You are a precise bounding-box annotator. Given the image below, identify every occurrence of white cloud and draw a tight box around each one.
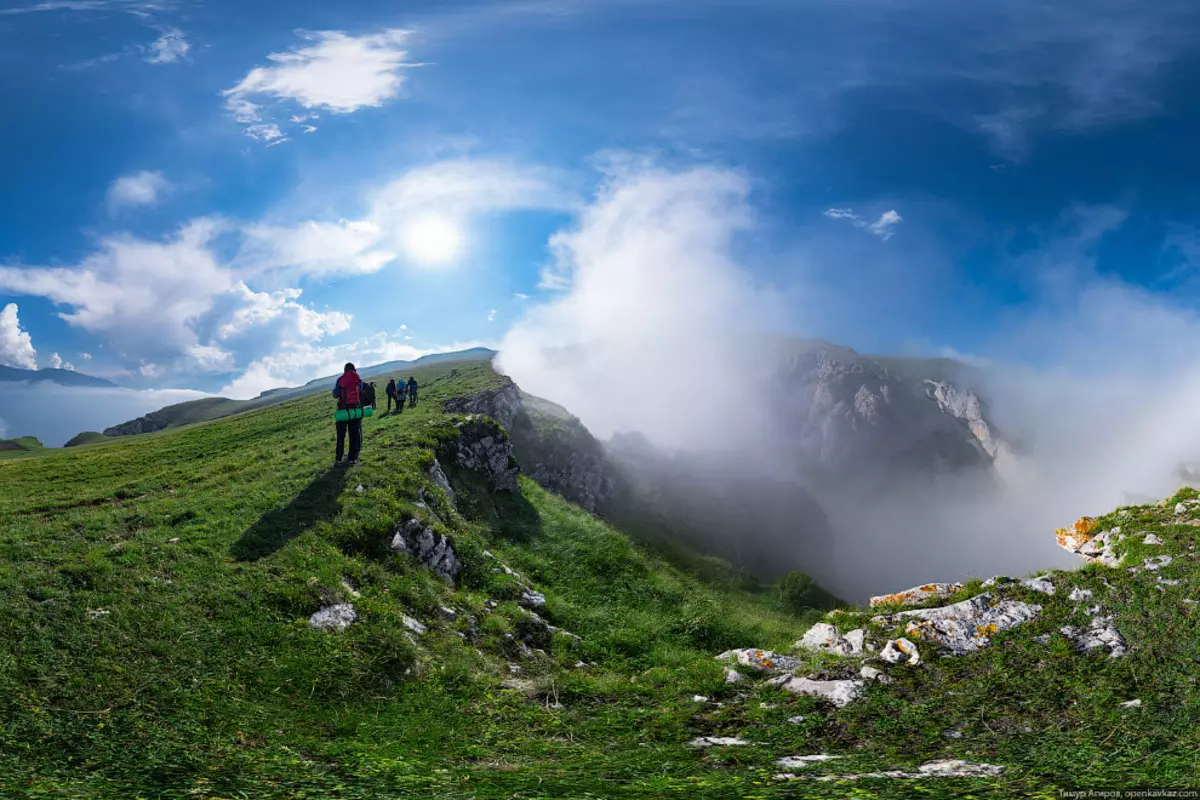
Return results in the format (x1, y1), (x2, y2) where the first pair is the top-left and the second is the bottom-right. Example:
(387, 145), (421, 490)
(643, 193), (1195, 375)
(48, 352), (62, 369)
(823, 207), (904, 240)
(236, 220), (394, 279)
(187, 344), (235, 372)
(107, 170), (169, 211)
(487, 309), (497, 322)
(223, 29), (417, 140)
(514, 292), (530, 300)
(145, 28), (189, 64)
(0, 303), (38, 370)
(244, 123), (285, 142)
(216, 283), (352, 341)
(0, 221), (232, 360)
(79, 352), (92, 360)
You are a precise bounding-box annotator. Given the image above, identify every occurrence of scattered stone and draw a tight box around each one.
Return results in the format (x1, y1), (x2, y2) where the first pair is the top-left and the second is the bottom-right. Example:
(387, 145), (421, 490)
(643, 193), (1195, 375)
(777, 754), (843, 769)
(787, 715), (807, 724)
(507, 663), (522, 675)
(402, 615), (427, 635)
(890, 593), (1041, 655)
(1176, 503), (1188, 515)
(981, 576), (1014, 588)
(1021, 575), (1056, 595)
(692, 695), (709, 703)
(355, 485), (364, 493)
(1144, 533), (1164, 545)
(1158, 578), (1181, 588)
(767, 676), (865, 707)
(87, 609), (110, 620)
(879, 638), (920, 665)
(725, 668), (744, 685)
(1055, 516), (1099, 553)
(918, 760), (1005, 778)
(1141, 555), (1173, 571)
(309, 603), (356, 632)
(759, 702), (776, 709)
(1068, 588), (1093, 602)
(870, 582), (962, 608)
(518, 589), (547, 611)
(573, 661), (590, 669)
(859, 665), (892, 684)
(716, 648), (800, 672)
(167, 537), (180, 543)
(1120, 698), (1142, 708)
(438, 606), (457, 621)
(340, 579), (361, 598)
(689, 737), (749, 748)
(1060, 616), (1127, 657)
(942, 729), (964, 739)
(843, 628), (869, 654)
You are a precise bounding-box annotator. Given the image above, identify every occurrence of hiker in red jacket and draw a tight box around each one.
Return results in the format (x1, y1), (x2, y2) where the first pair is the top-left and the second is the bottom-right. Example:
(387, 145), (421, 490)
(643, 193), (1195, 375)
(332, 362), (366, 465)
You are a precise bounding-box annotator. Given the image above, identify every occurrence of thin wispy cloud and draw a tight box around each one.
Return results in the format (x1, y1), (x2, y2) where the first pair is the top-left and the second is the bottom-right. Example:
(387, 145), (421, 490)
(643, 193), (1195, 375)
(107, 170), (169, 212)
(823, 207), (904, 240)
(223, 29), (420, 142)
(145, 28), (189, 63)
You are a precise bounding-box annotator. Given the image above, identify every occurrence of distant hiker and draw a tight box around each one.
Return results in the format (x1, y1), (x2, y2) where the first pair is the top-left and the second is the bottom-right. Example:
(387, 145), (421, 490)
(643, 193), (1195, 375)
(385, 378), (399, 413)
(407, 376), (419, 408)
(395, 378), (407, 413)
(362, 381), (377, 408)
(332, 362), (366, 466)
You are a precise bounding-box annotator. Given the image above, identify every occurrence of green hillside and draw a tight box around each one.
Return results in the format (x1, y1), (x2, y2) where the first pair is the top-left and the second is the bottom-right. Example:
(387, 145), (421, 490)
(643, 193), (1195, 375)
(63, 431), (110, 448)
(3, 358), (1198, 798)
(0, 435), (45, 460)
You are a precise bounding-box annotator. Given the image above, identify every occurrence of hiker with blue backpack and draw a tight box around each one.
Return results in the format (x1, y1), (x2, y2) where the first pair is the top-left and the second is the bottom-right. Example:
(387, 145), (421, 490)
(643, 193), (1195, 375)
(332, 362), (367, 466)
(407, 376), (418, 408)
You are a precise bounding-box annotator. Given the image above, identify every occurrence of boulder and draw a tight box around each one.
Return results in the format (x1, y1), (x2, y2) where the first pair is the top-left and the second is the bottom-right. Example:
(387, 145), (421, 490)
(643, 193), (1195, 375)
(891, 593), (1041, 655)
(390, 519), (462, 582)
(777, 754), (843, 769)
(402, 615), (427, 635)
(1021, 576), (1056, 595)
(767, 675), (865, 707)
(428, 459), (456, 504)
(310, 603), (356, 632)
(795, 623), (863, 656)
(724, 668), (744, 684)
(442, 416), (520, 493)
(1144, 533), (1163, 545)
(1068, 588), (1093, 602)
(689, 737), (749, 747)
(870, 582), (962, 608)
(879, 638), (920, 665)
(717, 648), (800, 672)
(1055, 516), (1099, 553)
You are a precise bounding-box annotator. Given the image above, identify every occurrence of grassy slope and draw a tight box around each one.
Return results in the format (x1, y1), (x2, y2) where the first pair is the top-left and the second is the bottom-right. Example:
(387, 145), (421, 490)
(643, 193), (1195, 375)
(0, 436), (46, 460)
(0, 360), (818, 799)
(5, 357), (1198, 798)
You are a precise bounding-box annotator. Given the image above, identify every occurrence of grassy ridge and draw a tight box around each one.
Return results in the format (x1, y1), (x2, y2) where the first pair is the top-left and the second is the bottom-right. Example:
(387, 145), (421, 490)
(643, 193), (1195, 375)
(0, 360), (820, 799)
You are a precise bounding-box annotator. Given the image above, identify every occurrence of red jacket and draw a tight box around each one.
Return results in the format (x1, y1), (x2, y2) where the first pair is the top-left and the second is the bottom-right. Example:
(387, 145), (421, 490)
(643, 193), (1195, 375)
(334, 370), (364, 408)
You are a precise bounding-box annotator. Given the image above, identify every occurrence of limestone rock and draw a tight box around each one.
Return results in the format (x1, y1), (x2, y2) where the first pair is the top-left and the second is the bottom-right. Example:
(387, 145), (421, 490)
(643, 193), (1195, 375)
(843, 628), (869, 654)
(1176, 503), (1187, 515)
(1060, 616), (1127, 657)
(918, 760), (1005, 778)
(519, 589), (547, 611)
(1144, 533), (1163, 545)
(1021, 575), (1056, 595)
(768, 675), (865, 707)
(689, 737), (749, 747)
(796, 623), (863, 656)
(310, 603), (356, 632)
(724, 667), (744, 684)
(1068, 587), (1093, 602)
(402, 615), (427, 635)
(443, 384), (522, 432)
(1055, 516), (1100, 554)
(1140, 555), (1173, 571)
(860, 664), (892, 683)
(1120, 698), (1142, 708)
(718, 648), (800, 672)
(879, 638), (920, 665)
(390, 519), (462, 583)
(777, 754), (843, 769)
(428, 459), (456, 504)
(442, 416), (520, 493)
(786, 715), (807, 724)
(870, 582), (962, 608)
(890, 593), (1040, 655)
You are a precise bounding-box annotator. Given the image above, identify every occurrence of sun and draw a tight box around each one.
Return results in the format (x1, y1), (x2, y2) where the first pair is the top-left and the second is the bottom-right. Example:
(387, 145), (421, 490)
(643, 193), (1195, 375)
(403, 214), (462, 263)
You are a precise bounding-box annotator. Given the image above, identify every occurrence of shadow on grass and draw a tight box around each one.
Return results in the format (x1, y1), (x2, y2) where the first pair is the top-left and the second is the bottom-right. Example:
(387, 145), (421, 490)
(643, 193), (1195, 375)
(230, 467), (349, 560)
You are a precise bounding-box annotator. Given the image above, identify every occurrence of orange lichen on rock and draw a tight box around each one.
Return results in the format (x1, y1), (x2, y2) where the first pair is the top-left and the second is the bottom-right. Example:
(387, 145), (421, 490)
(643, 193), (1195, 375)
(870, 582), (963, 608)
(1056, 516), (1098, 553)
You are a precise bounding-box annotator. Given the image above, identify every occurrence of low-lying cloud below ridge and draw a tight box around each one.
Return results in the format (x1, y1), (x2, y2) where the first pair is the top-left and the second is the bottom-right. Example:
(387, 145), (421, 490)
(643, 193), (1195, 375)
(498, 159), (1200, 602)
(0, 383), (208, 448)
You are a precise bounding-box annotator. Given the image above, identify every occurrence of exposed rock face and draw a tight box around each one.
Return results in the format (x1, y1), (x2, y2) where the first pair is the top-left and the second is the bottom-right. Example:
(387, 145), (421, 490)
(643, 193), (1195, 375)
(527, 454), (613, 513)
(924, 380), (1018, 476)
(870, 582), (962, 608)
(443, 383), (522, 431)
(1060, 616), (1128, 657)
(428, 459), (455, 504)
(795, 623), (868, 656)
(767, 675), (865, 707)
(103, 414), (171, 437)
(442, 416), (520, 493)
(390, 519), (462, 582)
(716, 648), (801, 672)
(882, 593), (1042, 654)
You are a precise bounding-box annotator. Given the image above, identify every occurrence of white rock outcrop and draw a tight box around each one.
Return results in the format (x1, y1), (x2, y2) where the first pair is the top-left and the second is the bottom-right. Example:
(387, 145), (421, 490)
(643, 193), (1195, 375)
(879, 638), (920, 665)
(716, 648), (800, 672)
(689, 737), (749, 748)
(795, 624), (867, 656)
(1021, 575), (1055, 595)
(870, 582), (962, 608)
(767, 675), (865, 707)
(888, 593), (1041, 654)
(777, 754), (843, 769)
(1060, 616), (1127, 657)
(310, 603), (357, 632)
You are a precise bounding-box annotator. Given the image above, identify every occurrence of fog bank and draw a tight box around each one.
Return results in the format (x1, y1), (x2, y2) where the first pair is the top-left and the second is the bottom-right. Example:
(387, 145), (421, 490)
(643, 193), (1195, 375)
(498, 161), (1200, 602)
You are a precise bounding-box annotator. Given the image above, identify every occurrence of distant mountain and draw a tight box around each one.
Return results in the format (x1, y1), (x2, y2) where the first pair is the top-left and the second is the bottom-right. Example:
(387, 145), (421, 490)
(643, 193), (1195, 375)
(0, 365), (117, 388)
(103, 347), (497, 438)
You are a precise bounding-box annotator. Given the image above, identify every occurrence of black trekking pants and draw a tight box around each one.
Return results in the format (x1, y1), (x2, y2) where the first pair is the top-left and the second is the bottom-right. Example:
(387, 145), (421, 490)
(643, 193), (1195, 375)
(336, 418), (362, 462)
(386, 393), (397, 412)
(409, 391), (418, 408)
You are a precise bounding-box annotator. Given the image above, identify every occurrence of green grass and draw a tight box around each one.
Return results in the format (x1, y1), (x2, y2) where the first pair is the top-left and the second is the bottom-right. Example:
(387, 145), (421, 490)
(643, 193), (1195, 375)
(3, 358), (1197, 798)
(0, 436), (46, 460)
(63, 431), (110, 448)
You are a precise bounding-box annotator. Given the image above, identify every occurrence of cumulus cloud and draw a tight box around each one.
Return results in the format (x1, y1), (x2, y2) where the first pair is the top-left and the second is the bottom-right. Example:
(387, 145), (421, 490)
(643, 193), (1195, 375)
(223, 29), (417, 140)
(145, 28), (189, 63)
(823, 207), (903, 240)
(0, 303), (38, 370)
(236, 220), (394, 279)
(107, 170), (169, 211)
(46, 352), (75, 371)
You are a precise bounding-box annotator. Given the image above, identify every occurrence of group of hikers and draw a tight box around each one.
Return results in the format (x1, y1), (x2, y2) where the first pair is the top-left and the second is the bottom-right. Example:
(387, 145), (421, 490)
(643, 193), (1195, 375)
(331, 363), (419, 466)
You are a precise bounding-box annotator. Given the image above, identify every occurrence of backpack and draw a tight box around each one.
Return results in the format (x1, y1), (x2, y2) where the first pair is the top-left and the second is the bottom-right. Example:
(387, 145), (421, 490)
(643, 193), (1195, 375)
(362, 382), (377, 407)
(338, 372), (362, 407)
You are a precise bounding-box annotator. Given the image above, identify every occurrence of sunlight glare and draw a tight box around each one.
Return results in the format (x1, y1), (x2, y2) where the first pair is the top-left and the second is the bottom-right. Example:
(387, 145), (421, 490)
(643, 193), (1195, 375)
(403, 214), (463, 263)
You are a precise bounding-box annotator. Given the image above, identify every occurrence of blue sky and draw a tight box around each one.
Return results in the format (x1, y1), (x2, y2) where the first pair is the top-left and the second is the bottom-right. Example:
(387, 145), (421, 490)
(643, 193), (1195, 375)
(3, 0), (1200, 397)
